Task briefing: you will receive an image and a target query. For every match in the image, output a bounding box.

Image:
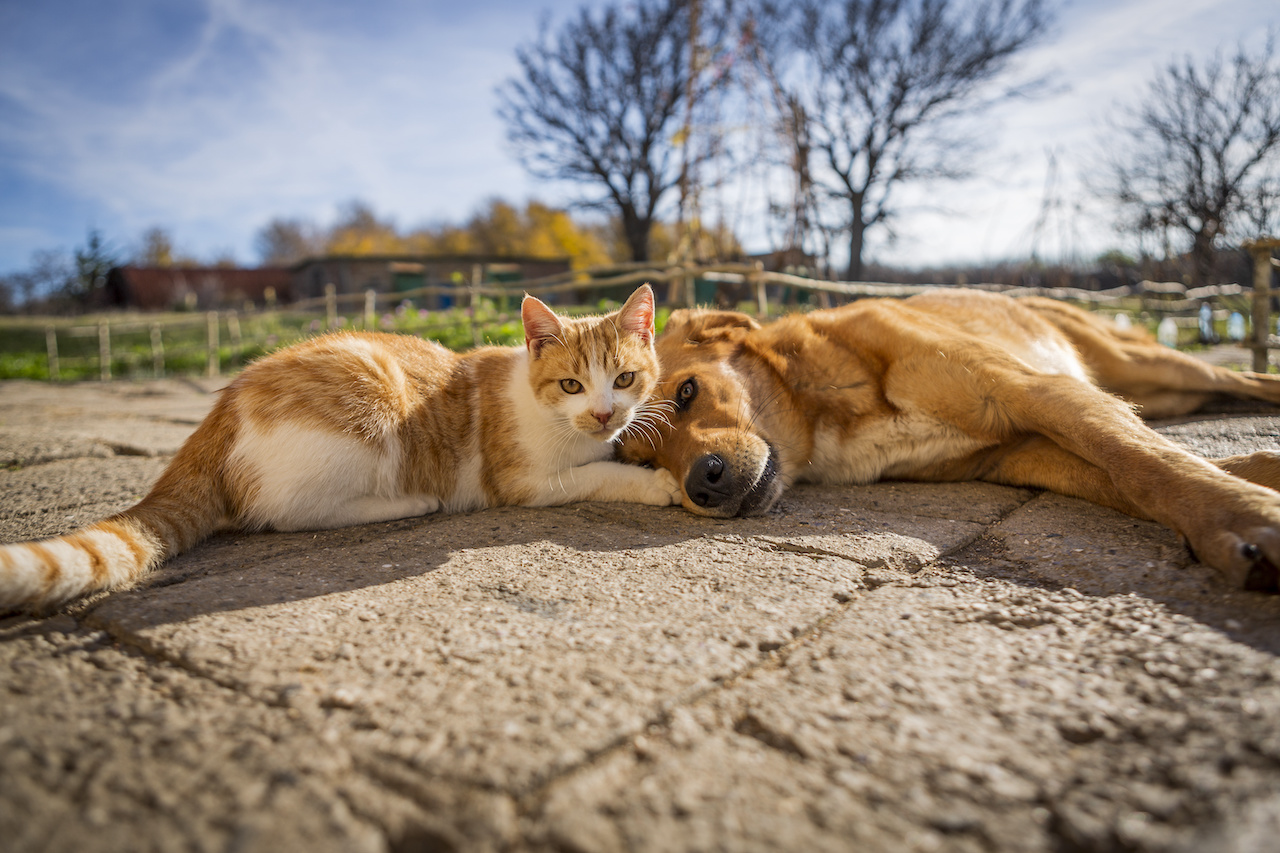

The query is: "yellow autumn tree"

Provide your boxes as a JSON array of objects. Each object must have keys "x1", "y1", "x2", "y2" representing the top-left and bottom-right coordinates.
[
  {"x1": 524, "y1": 202, "x2": 612, "y2": 269},
  {"x1": 403, "y1": 225, "x2": 475, "y2": 255},
  {"x1": 324, "y1": 201, "x2": 406, "y2": 255},
  {"x1": 257, "y1": 198, "x2": 655, "y2": 269},
  {"x1": 457, "y1": 199, "x2": 614, "y2": 269},
  {"x1": 136, "y1": 227, "x2": 199, "y2": 267},
  {"x1": 467, "y1": 200, "x2": 527, "y2": 256}
]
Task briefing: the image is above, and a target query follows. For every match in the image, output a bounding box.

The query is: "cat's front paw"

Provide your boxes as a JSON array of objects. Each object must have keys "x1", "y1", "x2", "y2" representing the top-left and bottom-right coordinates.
[{"x1": 640, "y1": 467, "x2": 682, "y2": 506}]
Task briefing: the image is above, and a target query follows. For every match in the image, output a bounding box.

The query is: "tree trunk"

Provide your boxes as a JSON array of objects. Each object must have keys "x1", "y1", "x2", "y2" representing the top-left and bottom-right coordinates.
[
  {"x1": 845, "y1": 202, "x2": 866, "y2": 282},
  {"x1": 1190, "y1": 228, "x2": 1216, "y2": 287},
  {"x1": 621, "y1": 209, "x2": 650, "y2": 263}
]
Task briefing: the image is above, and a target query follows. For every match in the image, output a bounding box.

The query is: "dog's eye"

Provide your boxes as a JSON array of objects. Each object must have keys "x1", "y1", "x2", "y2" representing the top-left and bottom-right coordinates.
[
  {"x1": 614, "y1": 371, "x2": 635, "y2": 389},
  {"x1": 560, "y1": 378, "x2": 583, "y2": 394},
  {"x1": 675, "y1": 378, "x2": 698, "y2": 410}
]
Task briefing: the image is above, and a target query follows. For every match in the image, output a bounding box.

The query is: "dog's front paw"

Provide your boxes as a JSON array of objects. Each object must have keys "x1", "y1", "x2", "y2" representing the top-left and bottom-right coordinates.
[
  {"x1": 1184, "y1": 498, "x2": 1280, "y2": 593},
  {"x1": 639, "y1": 467, "x2": 682, "y2": 506},
  {"x1": 1240, "y1": 542, "x2": 1280, "y2": 592},
  {"x1": 1195, "y1": 527, "x2": 1280, "y2": 593}
]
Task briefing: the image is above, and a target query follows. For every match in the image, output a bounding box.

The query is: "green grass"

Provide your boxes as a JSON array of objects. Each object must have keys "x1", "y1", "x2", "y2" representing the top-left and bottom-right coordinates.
[{"x1": 0, "y1": 352, "x2": 47, "y2": 380}]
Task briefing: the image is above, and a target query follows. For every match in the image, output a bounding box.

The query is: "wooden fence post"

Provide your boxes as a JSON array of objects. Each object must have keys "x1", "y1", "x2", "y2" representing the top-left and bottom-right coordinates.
[
  {"x1": 752, "y1": 261, "x2": 768, "y2": 318},
  {"x1": 45, "y1": 327, "x2": 59, "y2": 382},
  {"x1": 227, "y1": 312, "x2": 241, "y2": 370},
  {"x1": 207, "y1": 311, "x2": 220, "y2": 377},
  {"x1": 1245, "y1": 238, "x2": 1280, "y2": 373},
  {"x1": 98, "y1": 321, "x2": 111, "y2": 381},
  {"x1": 325, "y1": 283, "x2": 338, "y2": 329},
  {"x1": 150, "y1": 324, "x2": 164, "y2": 376},
  {"x1": 470, "y1": 264, "x2": 482, "y2": 347},
  {"x1": 364, "y1": 289, "x2": 377, "y2": 330}
]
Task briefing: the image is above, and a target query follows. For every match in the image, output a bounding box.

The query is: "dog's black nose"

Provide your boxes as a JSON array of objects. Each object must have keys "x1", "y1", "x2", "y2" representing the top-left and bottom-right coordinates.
[{"x1": 688, "y1": 454, "x2": 732, "y2": 508}]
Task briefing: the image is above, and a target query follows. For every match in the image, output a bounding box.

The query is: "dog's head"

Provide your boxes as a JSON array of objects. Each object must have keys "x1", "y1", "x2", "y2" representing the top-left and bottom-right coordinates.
[{"x1": 617, "y1": 308, "x2": 786, "y2": 516}]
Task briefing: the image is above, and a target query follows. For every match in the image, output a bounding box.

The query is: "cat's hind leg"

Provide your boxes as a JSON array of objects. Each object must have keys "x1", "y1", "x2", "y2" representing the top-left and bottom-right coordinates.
[{"x1": 284, "y1": 494, "x2": 441, "y2": 530}]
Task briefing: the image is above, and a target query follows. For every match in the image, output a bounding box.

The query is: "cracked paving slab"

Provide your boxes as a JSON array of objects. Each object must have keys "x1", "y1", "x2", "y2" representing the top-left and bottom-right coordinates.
[
  {"x1": 0, "y1": 456, "x2": 169, "y2": 540},
  {"x1": 2, "y1": 381, "x2": 1279, "y2": 852},
  {"x1": 0, "y1": 378, "x2": 221, "y2": 466},
  {"x1": 530, "y1": 572, "x2": 1280, "y2": 853},
  {"x1": 0, "y1": 617, "x2": 517, "y2": 853},
  {"x1": 79, "y1": 482, "x2": 1016, "y2": 794}
]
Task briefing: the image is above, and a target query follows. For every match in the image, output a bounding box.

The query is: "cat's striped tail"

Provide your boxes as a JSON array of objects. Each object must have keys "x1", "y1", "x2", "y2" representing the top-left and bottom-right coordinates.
[{"x1": 0, "y1": 458, "x2": 227, "y2": 612}]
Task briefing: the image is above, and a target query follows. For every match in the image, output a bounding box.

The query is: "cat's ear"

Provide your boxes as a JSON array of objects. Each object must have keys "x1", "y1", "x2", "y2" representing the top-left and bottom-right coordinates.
[
  {"x1": 616, "y1": 284, "x2": 656, "y2": 345},
  {"x1": 522, "y1": 294, "x2": 564, "y2": 357}
]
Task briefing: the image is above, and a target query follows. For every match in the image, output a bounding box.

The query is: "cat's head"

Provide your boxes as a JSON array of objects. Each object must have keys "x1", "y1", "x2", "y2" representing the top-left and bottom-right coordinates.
[{"x1": 522, "y1": 284, "x2": 661, "y2": 442}]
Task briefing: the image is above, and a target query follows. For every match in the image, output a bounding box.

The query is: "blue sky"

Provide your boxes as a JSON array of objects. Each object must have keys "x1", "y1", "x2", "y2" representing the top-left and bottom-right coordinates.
[{"x1": 1, "y1": 0, "x2": 1276, "y2": 277}]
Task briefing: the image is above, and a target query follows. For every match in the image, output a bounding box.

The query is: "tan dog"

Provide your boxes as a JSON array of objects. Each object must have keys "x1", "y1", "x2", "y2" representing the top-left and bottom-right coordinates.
[{"x1": 616, "y1": 288, "x2": 1280, "y2": 592}]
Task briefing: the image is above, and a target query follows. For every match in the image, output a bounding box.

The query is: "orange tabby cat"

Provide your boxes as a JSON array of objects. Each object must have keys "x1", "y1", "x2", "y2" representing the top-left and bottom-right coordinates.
[{"x1": 0, "y1": 285, "x2": 677, "y2": 610}]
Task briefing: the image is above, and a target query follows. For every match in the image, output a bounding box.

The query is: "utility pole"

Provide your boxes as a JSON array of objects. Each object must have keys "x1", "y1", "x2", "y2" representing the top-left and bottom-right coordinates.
[{"x1": 676, "y1": 0, "x2": 702, "y2": 263}]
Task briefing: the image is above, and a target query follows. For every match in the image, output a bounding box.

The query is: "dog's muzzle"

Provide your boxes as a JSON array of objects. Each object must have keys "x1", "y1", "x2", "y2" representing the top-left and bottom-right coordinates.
[{"x1": 685, "y1": 445, "x2": 782, "y2": 516}]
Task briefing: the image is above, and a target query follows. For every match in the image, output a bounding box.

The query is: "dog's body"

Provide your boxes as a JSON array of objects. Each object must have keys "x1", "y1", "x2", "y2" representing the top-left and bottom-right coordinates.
[{"x1": 617, "y1": 289, "x2": 1280, "y2": 591}]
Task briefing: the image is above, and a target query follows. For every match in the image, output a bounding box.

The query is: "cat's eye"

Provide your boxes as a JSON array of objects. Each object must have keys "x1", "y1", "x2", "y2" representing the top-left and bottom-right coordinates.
[
  {"x1": 675, "y1": 378, "x2": 697, "y2": 410},
  {"x1": 614, "y1": 371, "x2": 635, "y2": 389},
  {"x1": 560, "y1": 378, "x2": 583, "y2": 394}
]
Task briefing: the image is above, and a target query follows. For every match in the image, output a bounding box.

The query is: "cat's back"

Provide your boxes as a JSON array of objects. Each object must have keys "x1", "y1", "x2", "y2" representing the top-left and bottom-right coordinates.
[{"x1": 230, "y1": 331, "x2": 458, "y2": 441}]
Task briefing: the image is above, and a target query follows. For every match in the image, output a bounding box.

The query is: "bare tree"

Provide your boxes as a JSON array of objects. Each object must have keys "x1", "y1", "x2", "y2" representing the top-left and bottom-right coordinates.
[
  {"x1": 1104, "y1": 35, "x2": 1280, "y2": 286},
  {"x1": 496, "y1": 0, "x2": 731, "y2": 262},
  {"x1": 759, "y1": 0, "x2": 1052, "y2": 280},
  {"x1": 5, "y1": 249, "x2": 75, "y2": 313},
  {"x1": 256, "y1": 218, "x2": 321, "y2": 265}
]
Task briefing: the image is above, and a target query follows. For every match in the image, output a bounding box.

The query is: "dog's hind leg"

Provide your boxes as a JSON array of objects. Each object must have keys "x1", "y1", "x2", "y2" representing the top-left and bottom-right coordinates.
[
  {"x1": 1215, "y1": 451, "x2": 1280, "y2": 492},
  {"x1": 936, "y1": 436, "x2": 1151, "y2": 519},
  {"x1": 1089, "y1": 345, "x2": 1280, "y2": 418},
  {"x1": 900, "y1": 334, "x2": 1280, "y2": 590},
  {"x1": 945, "y1": 439, "x2": 1280, "y2": 514},
  {"x1": 1021, "y1": 296, "x2": 1280, "y2": 416}
]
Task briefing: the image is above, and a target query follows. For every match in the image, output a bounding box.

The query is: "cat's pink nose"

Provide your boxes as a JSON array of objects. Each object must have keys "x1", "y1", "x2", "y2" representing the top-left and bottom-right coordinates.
[{"x1": 593, "y1": 411, "x2": 612, "y2": 427}]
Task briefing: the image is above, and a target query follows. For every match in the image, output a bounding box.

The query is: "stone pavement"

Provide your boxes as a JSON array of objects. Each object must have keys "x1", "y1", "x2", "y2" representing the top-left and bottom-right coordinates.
[{"x1": 1, "y1": 375, "x2": 1279, "y2": 853}]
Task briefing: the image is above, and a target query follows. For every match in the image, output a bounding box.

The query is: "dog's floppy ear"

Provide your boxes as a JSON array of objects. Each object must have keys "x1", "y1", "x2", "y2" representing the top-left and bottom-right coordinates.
[{"x1": 661, "y1": 308, "x2": 761, "y2": 343}]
